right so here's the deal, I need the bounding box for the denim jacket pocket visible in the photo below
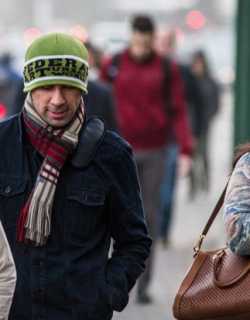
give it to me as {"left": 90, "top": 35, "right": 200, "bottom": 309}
{"left": 0, "top": 176, "right": 27, "bottom": 229}
{"left": 66, "top": 189, "right": 106, "bottom": 243}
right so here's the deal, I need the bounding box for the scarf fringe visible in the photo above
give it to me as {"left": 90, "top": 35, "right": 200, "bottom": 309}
{"left": 24, "top": 183, "right": 55, "bottom": 246}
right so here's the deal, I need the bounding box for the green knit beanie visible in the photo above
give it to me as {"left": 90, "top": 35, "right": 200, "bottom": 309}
{"left": 23, "top": 33, "right": 89, "bottom": 93}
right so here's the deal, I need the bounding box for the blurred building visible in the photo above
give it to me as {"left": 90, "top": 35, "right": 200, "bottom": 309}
{"left": 0, "top": 0, "right": 236, "bottom": 31}
{"left": 0, "top": 0, "right": 236, "bottom": 83}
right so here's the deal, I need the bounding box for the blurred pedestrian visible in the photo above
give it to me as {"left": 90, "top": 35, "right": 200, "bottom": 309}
{"left": 85, "top": 42, "right": 118, "bottom": 131}
{"left": 0, "top": 32, "right": 151, "bottom": 319}
{"left": 189, "top": 50, "right": 220, "bottom": 198}
{"left": 0, "top": 53, "right": 25, "bottom": 116}
{"left": 155, "top": 29, "right": 197, "bottom": 246}
{"left": 0, "top": 220, "right": 16, "bottom": 320}
{"left": 101, "top": 15, "right": 193, "bottom": 303}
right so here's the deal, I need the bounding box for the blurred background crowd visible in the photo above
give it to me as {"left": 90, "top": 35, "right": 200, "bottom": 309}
{"left": 0, "top": 0, "right": 238, "bottom": 319}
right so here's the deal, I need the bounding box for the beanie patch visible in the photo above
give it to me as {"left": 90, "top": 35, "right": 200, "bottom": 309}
{"left": 23, "top": 55, "right": 89, "bottom": 92}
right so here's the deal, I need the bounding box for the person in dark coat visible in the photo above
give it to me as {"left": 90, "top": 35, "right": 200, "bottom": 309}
{"left": 0, "top": 53, "right": 25, "bottom": 116}
{"left": 189, "top": 50, "right": 220, "bottom": 197}
{"left": 85, "top": 41, "right": 118, "bottom": 132}
{"left": 84, "top": 42, "right": 118, "bottom": 131}
{"left": 86, "top": 81, "right": 117, "bottom": 131}
{"left": 0, "top": 32, "right": 151, "bottom": 320}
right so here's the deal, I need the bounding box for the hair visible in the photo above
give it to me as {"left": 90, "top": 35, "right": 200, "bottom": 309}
{"left": 84, "top": 41, "right": 103, "bottom": 69}
{"left": 131, "top": 15, "right": 155, "bottom": 33}
{"left": 84, "top": 41, "right": 94, "bottom": 52}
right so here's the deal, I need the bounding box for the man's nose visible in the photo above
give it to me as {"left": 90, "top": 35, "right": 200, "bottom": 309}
{"left": 50, "top": 86, "right": 66, "bottom": 105}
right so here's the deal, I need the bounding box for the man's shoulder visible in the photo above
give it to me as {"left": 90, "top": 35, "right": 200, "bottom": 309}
{"left": 0, "top": 115, "right": 20, "bottom": 150}
{"left": 0, "top": 114, "right": 19, "bottom": 132}
{"left": 100, "top": 50, "right": 126, "bottom": 82}
{"left": 108, "top": 50, "right": 126, "bottom": 64}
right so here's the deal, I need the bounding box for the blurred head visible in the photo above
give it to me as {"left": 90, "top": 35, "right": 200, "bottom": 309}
{"left": 155, "top": 29, "right": 177, "bottom": 57}
{"left": 84, "top": 41, "right": 103, "bottom": 70}
{"left": 0, "top": 52, "right": 13, "bottom": 66}
{"left": 130, "top": 15, "right": 155, "bottom": 61}
{"left": 191, "top": 50, "right": 209, "bottom": 77}
{"left": 23, "top": 32, "right": 89, "bottom": 127}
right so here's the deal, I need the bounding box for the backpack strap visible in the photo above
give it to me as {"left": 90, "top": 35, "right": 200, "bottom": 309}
{"left": 71, "top": 117, "right": 105, "bottom": 168}
{"left": 106, "top": 53, "right": 122, "bottom": 82}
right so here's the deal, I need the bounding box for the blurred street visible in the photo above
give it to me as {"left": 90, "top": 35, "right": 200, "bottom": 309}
{"left": 113, "top": 90, "right": 233, "bottom": 320}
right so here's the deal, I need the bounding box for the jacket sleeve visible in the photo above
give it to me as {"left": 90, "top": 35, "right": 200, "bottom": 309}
{"left": 0, "top": 221, "right": 16, "bottom": 320}
{"left": 104, "top": 137, "right": 152, "bottom": 311}
{"left": 169, "top": 61, "right": 194, "bottom": 155}
{"left": 223, "top": 152, "right": 250, "bottom": 255}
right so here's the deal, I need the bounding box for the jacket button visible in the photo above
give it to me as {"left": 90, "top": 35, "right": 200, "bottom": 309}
{"left": 4, "top": 186, "right": 11, "bottom": 194}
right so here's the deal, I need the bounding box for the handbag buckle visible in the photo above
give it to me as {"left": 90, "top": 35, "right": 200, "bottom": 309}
{"left": 193, "top": 234, "right": 205, "bottom": 257}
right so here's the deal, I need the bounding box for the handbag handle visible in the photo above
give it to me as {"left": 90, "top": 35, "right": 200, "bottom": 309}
{"left": 193, "top": 183, "right": 228, "bottom": 256}
{"left": 212, "top": 249, "right": 250, "bottom": 287}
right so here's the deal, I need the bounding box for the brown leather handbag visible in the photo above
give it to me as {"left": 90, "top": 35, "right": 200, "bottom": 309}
{"left": 173, "top": 185, "right": 250, "bottom": 320}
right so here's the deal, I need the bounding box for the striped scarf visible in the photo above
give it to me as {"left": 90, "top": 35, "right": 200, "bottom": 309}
{"left": 17, "top": 94, "right": 84, "bottom": 246}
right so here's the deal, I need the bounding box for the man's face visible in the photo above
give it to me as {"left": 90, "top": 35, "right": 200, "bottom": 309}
{"left": 130, "top": 31, "right": 154, "bottom": 61}
{"left": 31, "top": 85, "right": 82, "bottom": 128}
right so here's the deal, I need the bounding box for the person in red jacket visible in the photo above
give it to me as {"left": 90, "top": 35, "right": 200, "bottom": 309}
{"left": 100, "top": 15, "right": 193, "bottom": 304}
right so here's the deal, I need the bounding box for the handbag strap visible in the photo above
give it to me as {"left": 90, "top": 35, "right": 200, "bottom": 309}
{"left": 193, "top": 182, "right": 229, "bottom": 256}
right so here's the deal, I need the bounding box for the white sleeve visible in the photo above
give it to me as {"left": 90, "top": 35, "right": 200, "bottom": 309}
{"left": 0, "top": 221, "right": 16, "bottom": 320}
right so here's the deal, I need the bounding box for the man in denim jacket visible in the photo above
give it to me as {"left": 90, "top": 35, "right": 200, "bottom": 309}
{"left": 0, "top": 33, "right": 151, "bottom": 320}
